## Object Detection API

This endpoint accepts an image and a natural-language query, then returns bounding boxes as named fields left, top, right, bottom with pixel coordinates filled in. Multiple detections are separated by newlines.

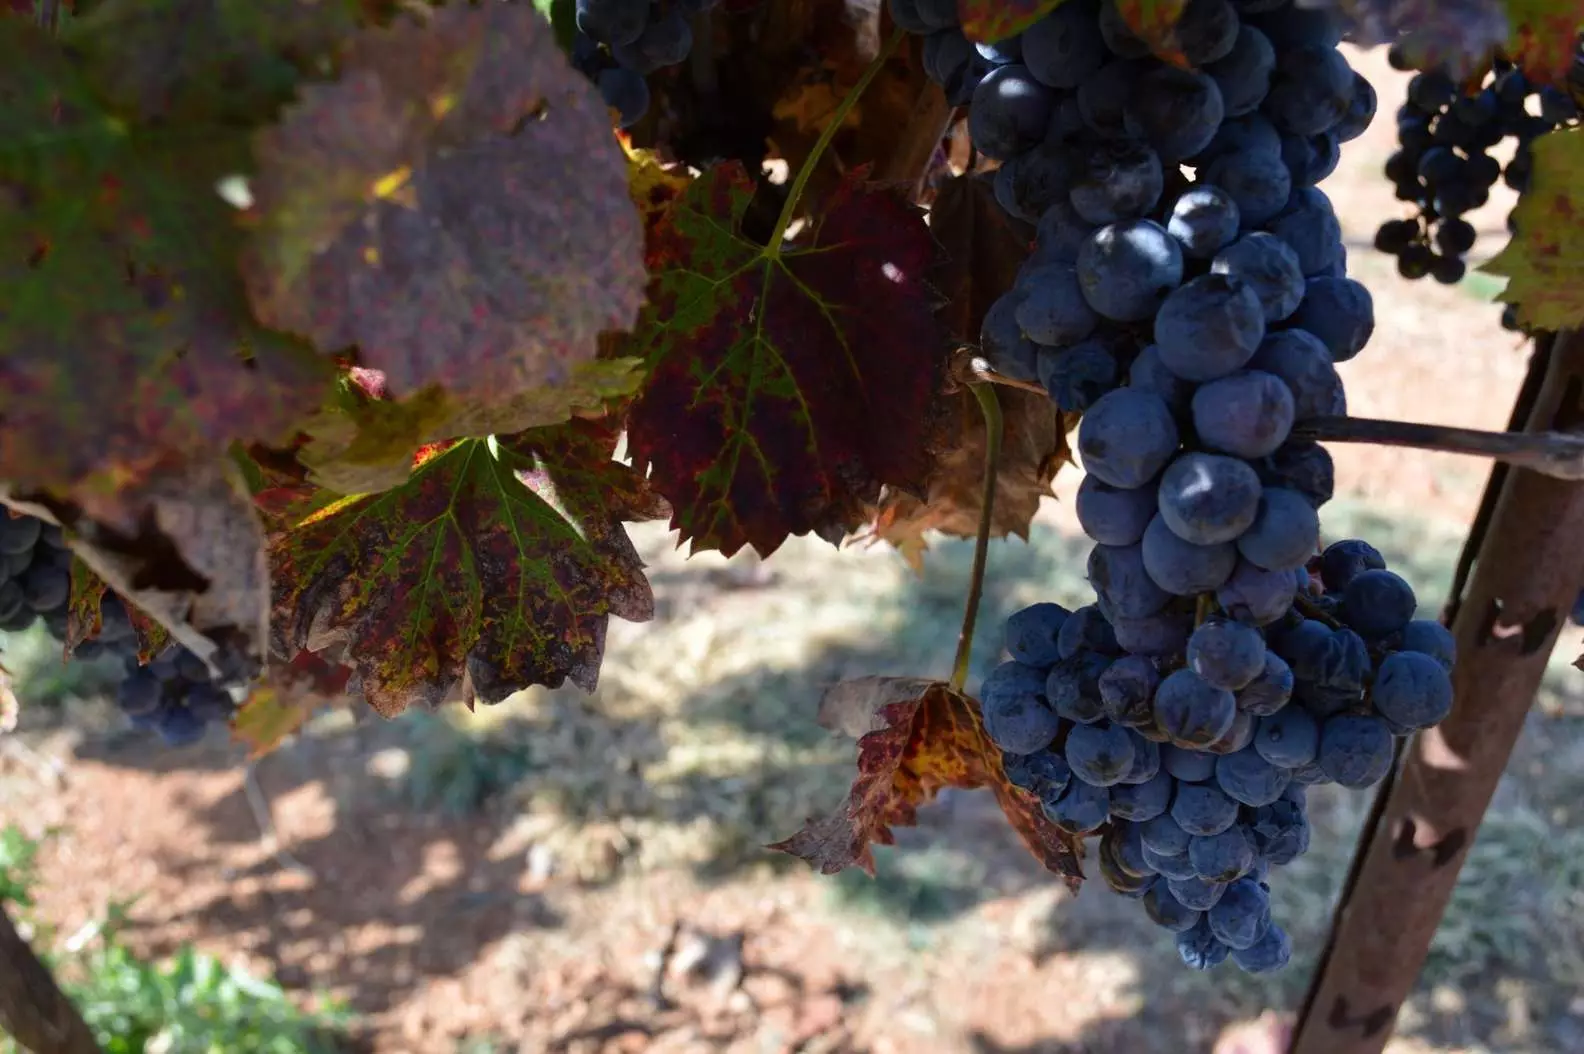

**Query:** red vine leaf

left=1117, top=0, right=1193, bottom=67
left=866, top=173, right=1066, bottom=567
left=958, top=0, right=1069, bottom=44
left=770, top=676, right=1084, bottom=884
left=62, top=0, right=359, bottom=123
left=240, top=3, right=645, bottom=408
left=1504, top=0, right=1584, bottom=85
left=0, top=21, right=333, bottom=502
left=65, top=561, right=169, bottom=661
left=1482, top=128, right=1584, bottom=331
left=270, top=419, right=670, bottom=717
left=233, top=651, right=353, bottom=758
left=625, top=163, right=948, bottom=557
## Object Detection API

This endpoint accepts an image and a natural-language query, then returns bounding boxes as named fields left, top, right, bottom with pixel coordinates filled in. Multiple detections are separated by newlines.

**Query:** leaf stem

left=952, top=381, right=1003, bottom=693
left=765, top=27, right=905, bottom=258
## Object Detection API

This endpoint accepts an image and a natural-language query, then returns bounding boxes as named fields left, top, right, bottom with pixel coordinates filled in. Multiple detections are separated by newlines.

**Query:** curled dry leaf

left=771, top=676, right=1084, bottom=885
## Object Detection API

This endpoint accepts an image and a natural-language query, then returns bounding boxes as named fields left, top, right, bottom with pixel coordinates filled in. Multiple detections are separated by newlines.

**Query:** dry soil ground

left=4, top=46, right=1584, bottom=1054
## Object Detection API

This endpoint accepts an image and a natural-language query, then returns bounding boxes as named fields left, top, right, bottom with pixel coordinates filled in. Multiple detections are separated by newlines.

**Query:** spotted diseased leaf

left=1504, top=0, right=1584, bottom=85
left=65, top=561, right=169, bottom=661
left=233, top=651, right=353, bottom=758
left=958, top=0, right=1069, bottom=44
left=271, top=419, right=669, bottom=717
left=770, top=677, right=1083, bottom=884
left=1117, top=0, right=1192, bottom=67
left=0, top=21, right=334, bottom=502
left=299, top=357, right=647, bottom=496
left=625, top=164, right=948, bottom=557
left=62, top=0, right=359, bottom=124
left=240, top=2, right=646, bottom=409
left=1379, top=0, right=1512, bottom=78
left=1483, top=128, right=1584, bottom=330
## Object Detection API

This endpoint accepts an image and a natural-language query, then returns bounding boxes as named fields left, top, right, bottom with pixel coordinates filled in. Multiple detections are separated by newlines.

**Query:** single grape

left=1103, top=820, right=1158, bottom=877
left=1247, top=329, right=1345, bottom=420
left=1047, top=652, right=1112, bottom=724
left=1015, top=263, right=1099, bottom=345
left=1260, top=440, right=1334, bottom=508
left=1078, top=474, right=1160, bottom=547
left=1237, top=488, right=1319, bottom=572
left=612, top=9, right=693, bottom=73
left=1162, top=742, right=1218, bottom=783
left=1217, top=561, right=1298, bottom=627
left=1032, top=199, right=1097, bottom=264
left=117, top=668, right=164, bottom=717
left=1153, top=274, right=1265, bottom=382
left=1121, top=731, right=1162, bottom=783
left=1077, top=58, right=1145, bottom=139
left=1157, top=453, right=1262, bottom=545
left=969, top=64, right=1057, bottom=160
left=1211, top=233, right=1305, bottom=322
left=1127, top=344, right=1194, bottom=416
left=1204, top=709, right=1256, bottom=755
left=1166, top=186, right=1241, bottom=260
left=1203, top=146, right=1292, bottom=226
left=1004, top=747, right=1073, bottom=802
left=1281, top=131, right=1340, bottom=186
left=576, top=0, right=648, bottom=47
left=1188, top=618, right=1268, bottom=691
left=1215, top=745, right=1291, bottom=806
left=0, top=515, right=40, bottom=556
left=1191, top=112, right=1281, bottom=167
left=1254, top=705, right=1318, bottom=767
left=1267, top=186, right=1343, bottom=276
left=1038, top=337, right=1121, bottom=412
left=1065, top=721, right=1137, bottom=787
left=1145, top=844, right=1199, bottom=880
left=1156, top=669, right=1238, bottom=751
left=1205, top=24, right=1275, bottom=117
left=1043, top=778, right=1111, bottom=833
left=1371, top=650, right=1454, bottom=730
left=1145, top=881, right=1205, bottom=932
left=1098, top=0, right=1151, bottom=58
left=1004, top=602, right=1072, bottom=667
left=1208, top=876, right=1272, bottom=950
left=1089, top=542, right=1171, bottom=620
left=1021, top=0, right=1107, bottom=90
left=156, top=705, right=208, bottom=747
left=980, top=661, right=1062, bottom=754
left=1167, top=874, right=1228, bottom=911
left=1341, top=569, right=1417, bottom=638
left=980, top=292, right=1040, bottom=382
left=1263, top=44, right=1352, bottom=136
left=1189, top=824, right=1255, bottom=883
left=1058, top=604, right=1121, bottom=658
left=1076, top=219, right=1182, bottom=321
left=1142, top=515, right=1238, bottom=596
left=1318, top=539, right=1385, bottom=593
left=1399, top=620, right=1456, bottom=672
left=1112, top=766, right=1175, bottom=821
left=1192, top=370, right=1296, bottom=459
left=597, top=67, right=651, bottom=128
left=1099, top=653, right=1162, bottom=726
left=1076, top=389, right=1181, bottom=489
left=1177, top=917, right=1232, bottom=969
left=1318, top=713, right=1395, bottom=788
left=1230, top=921, right=1292, bottom=973
left=999, top=142, right=1079, bottom=221
left=21, top=564, right=69, bottom=614
left=1123, top=66, right=1226, bottom=162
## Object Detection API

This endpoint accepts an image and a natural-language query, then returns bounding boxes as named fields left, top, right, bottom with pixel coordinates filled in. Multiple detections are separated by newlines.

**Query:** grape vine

left=1, top=0, right=1583, bottom=1021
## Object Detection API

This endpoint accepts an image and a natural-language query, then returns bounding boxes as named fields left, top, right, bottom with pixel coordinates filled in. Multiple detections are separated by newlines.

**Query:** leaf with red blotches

left=959, top=0, right=1068, bottom=44
left=270, top=419, right=669, bottom=717
left=65, top=562, right=169, bottom=662
left=864, top=174, right=1067, bottom=568
left=240, top=3, right=645, bottom=409
left=1483, top=128, right=1584, bottom=330
left=0, top=21, right=334, bottom=503
left=770, top=677, right=1084, bottom=884
left=624, top=164, right=949, bottom=557
left=1504, top=0, right=1584, bottom=85
left=233, top=651, right=354, bottom=757
left=1116, top=0, right=1192, bottom=67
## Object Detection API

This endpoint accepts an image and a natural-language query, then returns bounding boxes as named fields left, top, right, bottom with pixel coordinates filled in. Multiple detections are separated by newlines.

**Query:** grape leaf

left=864, top=174, right=1066, bottom=568
left=1482, top=128, right=1584, bottom=330
left=298, top=357, right=647, bottom=496
left=770, top=676, right=1084, bottom=884
left=232, top=651, right=354, bottom=758
left=1382, top=0, right=1513, bottom=78
left=1117, top=0, right=1192, bottom=67
left=61, top=0, right=359, bottom=124
left=1504, top=0, right=1584, bottom=85
left=65, top=560, right=169, bottom=662
left=270, top=419, right=669, bottom=717
left=624, top=164, right=948, bottom=557
left=958, top=0, right=1068, bottom=44
left=240, top=3, right=646, bottom=407
left=0, top=21, right=334, bottom=500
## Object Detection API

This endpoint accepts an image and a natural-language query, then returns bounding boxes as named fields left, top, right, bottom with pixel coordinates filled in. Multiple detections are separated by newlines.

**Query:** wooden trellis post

left=1290, top=328, right=1584, bottom=1053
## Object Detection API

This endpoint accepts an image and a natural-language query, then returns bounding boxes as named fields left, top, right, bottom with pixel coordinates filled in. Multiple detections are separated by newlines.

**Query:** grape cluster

left=571, top=0, right=714, bottom=128
left=944, top=0, right=1461, bottom=974
left=898, top=0, right=1376, bottom=412
left=0, top=512, right=71, bottom=640
left=106, top=631, right=245, bottom=748
left=1374, top=48, right=1579, bottom=304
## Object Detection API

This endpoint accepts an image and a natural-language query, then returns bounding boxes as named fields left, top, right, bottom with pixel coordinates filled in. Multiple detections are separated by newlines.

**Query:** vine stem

left=951, top=381, right=1003, bottom=693
left=1294, top=414, right=1584, bottom=480
left=765, top=27, right=905, bottom=257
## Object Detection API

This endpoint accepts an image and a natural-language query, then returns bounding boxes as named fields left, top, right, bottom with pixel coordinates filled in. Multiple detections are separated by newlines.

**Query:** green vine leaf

left=239, top=2, right=645, bottom=409
left=269, top=419, right=670, bottom=717
left=1503, top=0, right=1584, bottom=85
left=1482, top=128, right=1584, bottom=331
left=61, top=0, right=359, bottom=124
left=0, top=20, right=334, bottom=500
left=957, top=0, right=1069, bottom=44
left=624, top=163, right=949, bottom=558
